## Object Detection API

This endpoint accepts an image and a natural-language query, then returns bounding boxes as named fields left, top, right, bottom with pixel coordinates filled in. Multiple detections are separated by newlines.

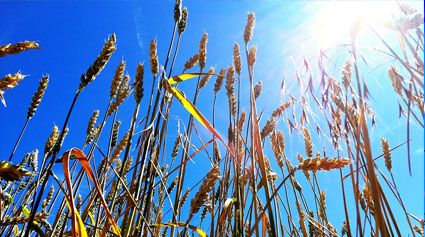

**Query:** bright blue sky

left=1, top=1, right=423, bottom=235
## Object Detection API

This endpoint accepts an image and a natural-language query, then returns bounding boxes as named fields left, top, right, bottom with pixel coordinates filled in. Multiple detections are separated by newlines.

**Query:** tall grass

left=0, top=1, right=423, bottom=236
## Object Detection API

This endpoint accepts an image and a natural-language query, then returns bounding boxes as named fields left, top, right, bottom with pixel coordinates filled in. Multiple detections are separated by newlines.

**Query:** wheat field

left=0, top=1, right=423, bottom=236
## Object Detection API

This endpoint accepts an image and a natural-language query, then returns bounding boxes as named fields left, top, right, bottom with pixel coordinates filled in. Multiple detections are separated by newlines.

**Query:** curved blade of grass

left=151, top=222, right=207, bottom=237
left=62, top=150, right=88, bottom=237
left=217, top=198, right=236, bottom=226
left=162, top=79, right=234, bottom=157
left=88, top=211, right=101, bottom=237
left=62, top=148, right=121, bottom=236
left=168, top=72, right=223, bottom=84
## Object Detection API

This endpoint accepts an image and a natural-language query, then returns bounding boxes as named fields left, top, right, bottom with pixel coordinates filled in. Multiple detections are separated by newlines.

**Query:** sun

left=312, top=1, right=397, bottom=49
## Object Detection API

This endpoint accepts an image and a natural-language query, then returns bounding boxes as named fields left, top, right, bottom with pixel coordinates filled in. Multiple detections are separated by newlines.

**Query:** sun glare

left=313, top=1, right=396, bottom=49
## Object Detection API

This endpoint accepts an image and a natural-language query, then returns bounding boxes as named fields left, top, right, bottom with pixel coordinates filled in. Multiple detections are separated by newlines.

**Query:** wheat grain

left=388, top=65, right=404, bottom=97
left=248, top=46, right=257, bottom=68
left=44, top=125, right=59, bottom=156
left=110, top=60, right=126, bottom=98
left=184, top=54, right=199, bottom=72
left=178, top=7, right=188, bottom=34
left=296, top=157, right=351, bottom=171
left=199, top=32, right=208, bottom=70
left=110, top=130, right=131, bottom=163
left=79, top=33, right=116, bottom=91
left=254, top=80, right=262, bottom=100
left=108, top=74, right=131, bottom=116
left=27, top=75, right=49, bottom=119
left=238, top=109, right=246, bottom=132
left=0, top=41, right=40, bottom=57
left=0, top=213, right=49, bottom=226
left=244, top=13, right=255, bottom=44
left=381, top=138, right=392, bottom=172
left=134, top=63, right=144, bottom=104
left=149, top=41, right=159, bottom=76
left=199, top=66, right=215, bottom=89
left=261, top=118, right=276, bottom=140
left=302, top=127, right=313, bottom=158
left=188, top=166, right=220, bottom=221
left=233, top=43, right=242, bottom=75
left=0, top=72, right=26, bottom=90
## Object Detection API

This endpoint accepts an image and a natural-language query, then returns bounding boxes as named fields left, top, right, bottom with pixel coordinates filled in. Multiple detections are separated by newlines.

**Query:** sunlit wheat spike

left=166, top=177, right=178, bottom=195
left=295, top=199, right=308, bottom=237
left=178, top=7, right=188, bottom=34
left=233, top=43, right=242, bottom=75
left=123, top=157, right=133, bottom=175
left=110, top=60, right=126, bottom=98
left=0, top=161, right=32, bottom=182
left=44, top=125, right=59, bottom=156
left=110, top=130, right=131, bottom=163
left=111, top=120, right=121, bottom=149
left=55, top=127, right=69, bottom=155
left=244, top=12, right=255, bottom=44
left=248, top=45, right=257, bottom=68
left=188, top=165, right=220, bottom=221
left=108, top=74, right=131, bottom=116
left=171, top=134, right=182, bottom=159
left=270, top=130, right=284, bottom=170
left=79, top=33, right=117, bottom=91
left=149, top=40, right=159, bottom=76
left=19, top=153, right=30, bottom=167
left=341, top=220, right=350, bottom=236
left=179, top=188, right=190, bottom=209
left=362, top=181, right=375, bottom=213
left=296, top=157, right=351, bottom=171
left=254, top=80, right=262, bottom=100
left=225, top=65, right=236, bottom=113
left=198, top=32, right=208, bottom=70
left=27, top=75, right=49, bottom=119
left=199, top=66, right=215, bottom=89
left=319, top=191, right=327, bottom=219
left=261, top=118, right=276, bottom=140
left=29, top=149, right=38, bottom=171
left=106, top=179, right=117, bottom=203
left=238, top=109, right=246, bottom=132
left=0, top=72, right=26, bottom=91
left=213, top=140, right=222, bottom=163
left=0, top=41, right=40, bottom=57
left=214, top=68, right=226, bottom=94
left=41, top=185, right=54, bottom=213
left=271, top=101, right=292, bottom=118
left=388, top=65, right=404, bottom=97
left=0, top=213, right=49, bottom=226
left=302, top=127, right=313, bottom=158
left=341, top=60, right=352, bottom=89
left=381, top=138, right=392, bottom=172
left=86, top=110, right=99, bottom=136
left=174, top=0, right=181, bottom=23
left=184, top=53, right=199, bottom=72
left=413, top=225, right=424, bottom=236
left=297, top=153, right=310, bottom=181
left=134, top=63, right=144, bottom=104
left=76, top=194, right=82, bottom=214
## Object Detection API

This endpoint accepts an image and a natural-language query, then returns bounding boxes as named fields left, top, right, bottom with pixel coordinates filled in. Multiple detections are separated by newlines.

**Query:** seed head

left=198, top=32, right=208, bottom=70
left=110, top=60, right=126, bottom=100
left=248, top=46, right=257, bottom=68
left=134, top=63, right=144, bottom=104
left=233, top=43, right=242, bottom=75
left=178, top=7, right=188, bottom=35
left=79, top=33, right=116, bottom=91
left=27, top=75, right=49, bottom=119
left=199, top=67, right=215, bottom=89
left=149, top=41, right=159, bottom=76
left=214, top=68, right=226, bottom=94
left=244, top=12, right=256, bottom=44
